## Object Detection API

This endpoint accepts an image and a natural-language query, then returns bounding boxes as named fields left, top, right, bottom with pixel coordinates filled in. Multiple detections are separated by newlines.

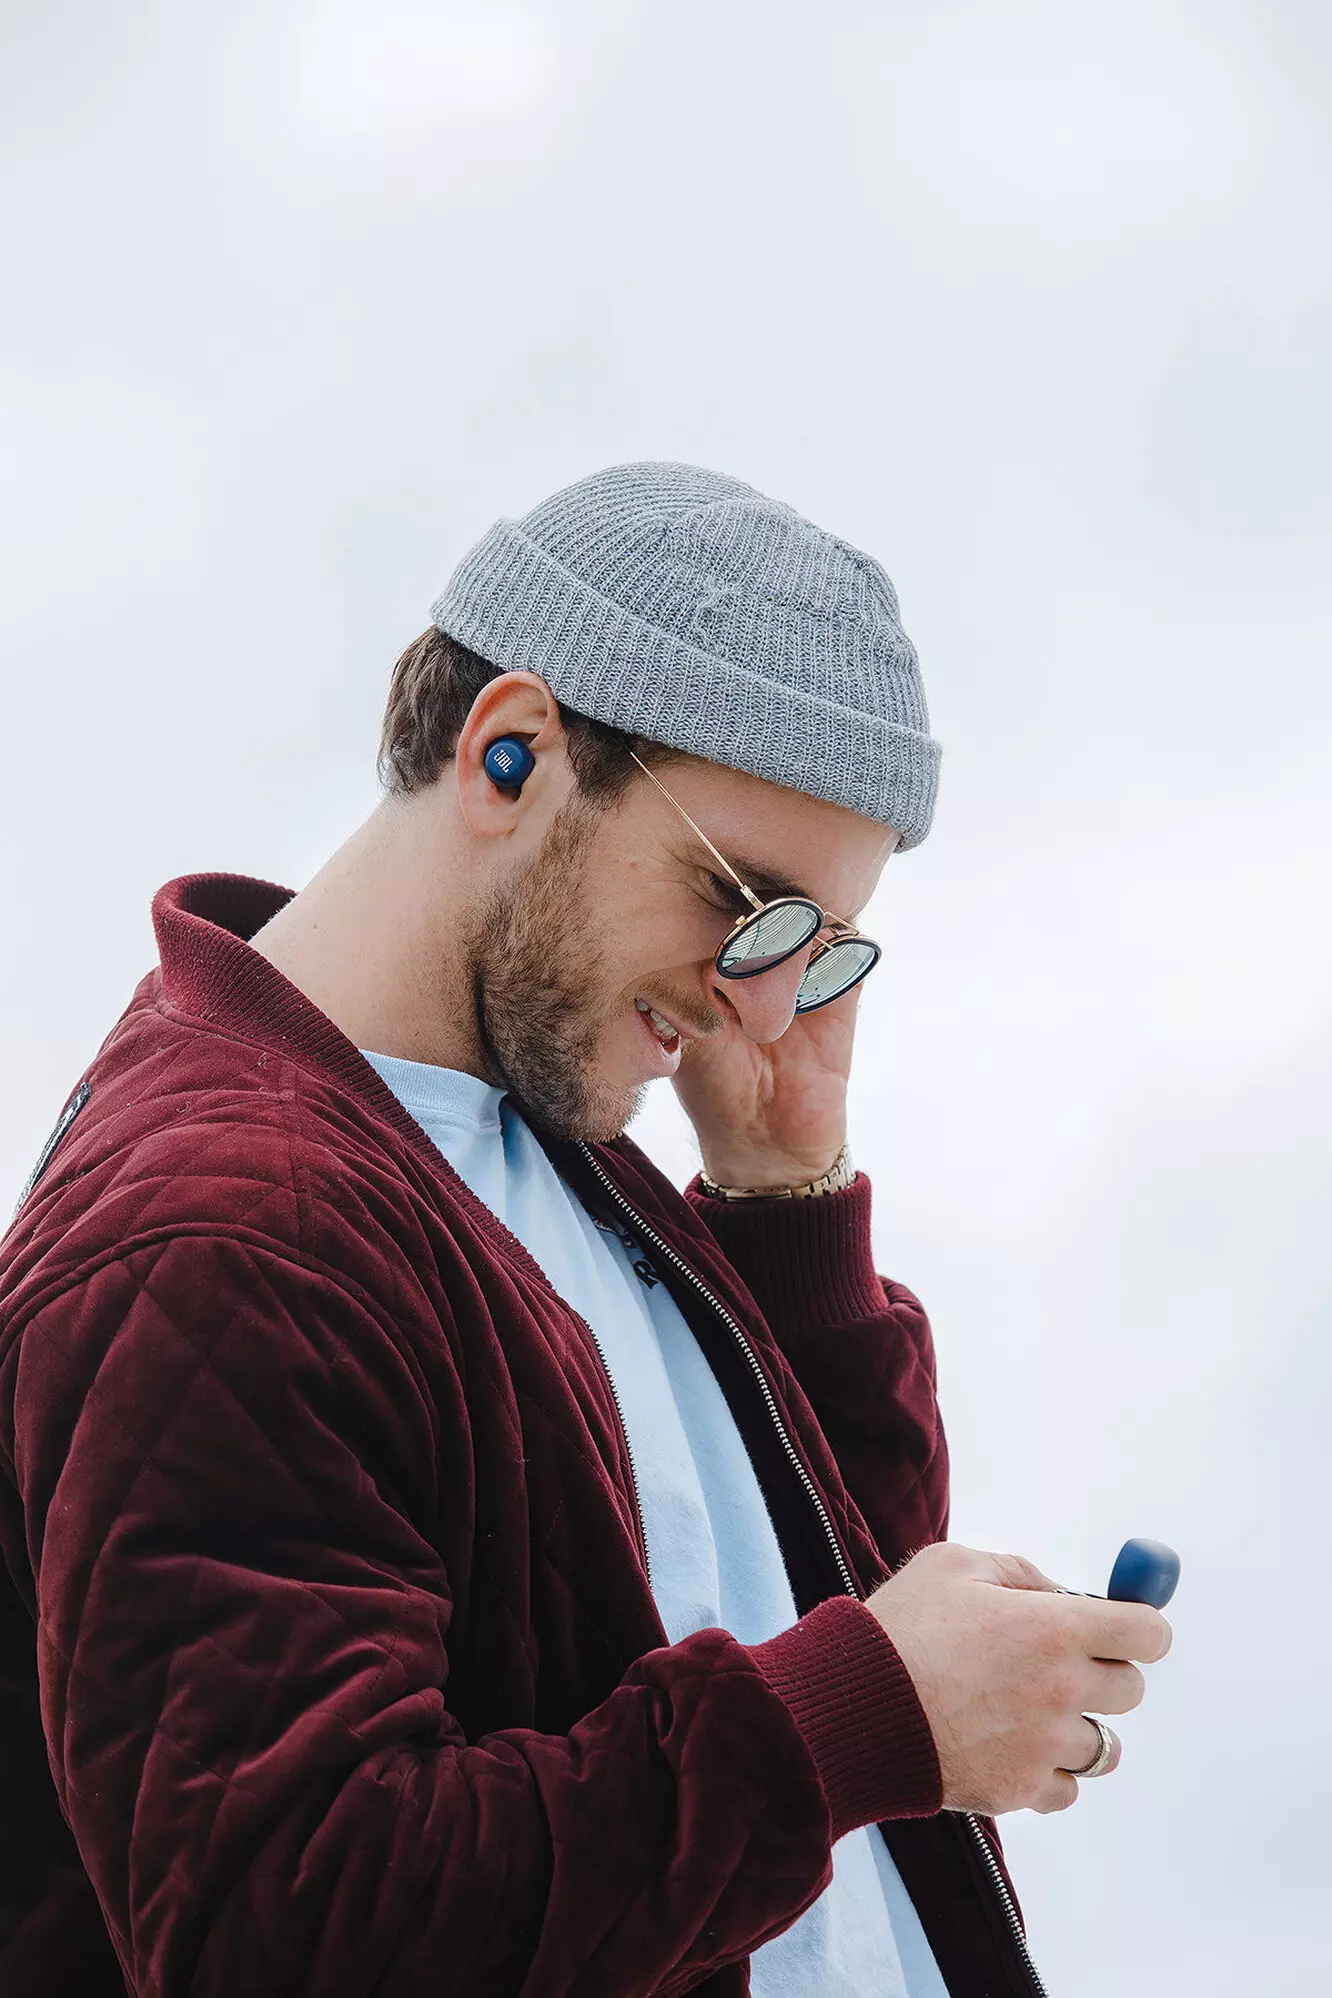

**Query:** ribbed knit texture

left=689, top=1172, right=888, bottom=1338
left=431, top=462, right=940, bottom=848
left=748, top=1596, right=942, bottom=1840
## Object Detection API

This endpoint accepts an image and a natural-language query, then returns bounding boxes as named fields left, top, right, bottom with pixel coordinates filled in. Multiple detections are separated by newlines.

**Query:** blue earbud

left=483, top=737, right=535, bottom=789
left=1107, top=1537, right=1180, bottom=1609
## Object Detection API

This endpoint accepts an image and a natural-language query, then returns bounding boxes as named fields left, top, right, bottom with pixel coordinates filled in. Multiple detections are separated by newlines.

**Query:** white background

left=3, top=3, right=1330, bottom=1990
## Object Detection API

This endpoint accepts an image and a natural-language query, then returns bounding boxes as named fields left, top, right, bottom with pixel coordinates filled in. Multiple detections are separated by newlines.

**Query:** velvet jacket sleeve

left=685, top=1172, right=949, bottom=1573
left=4, top=1226, right=939, bottom=1998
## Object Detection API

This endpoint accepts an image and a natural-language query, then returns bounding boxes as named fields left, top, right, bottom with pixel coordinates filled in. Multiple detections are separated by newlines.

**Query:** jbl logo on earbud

left=485, top=738, right=535, bottom=787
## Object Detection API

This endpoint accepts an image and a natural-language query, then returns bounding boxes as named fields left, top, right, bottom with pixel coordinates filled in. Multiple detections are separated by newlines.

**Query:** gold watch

left=698, top=1144, right=855, bottom=1201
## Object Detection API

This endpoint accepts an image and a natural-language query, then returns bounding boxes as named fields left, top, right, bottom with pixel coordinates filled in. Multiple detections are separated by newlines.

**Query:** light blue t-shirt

left=364, top=1051, right=947, bottom=1998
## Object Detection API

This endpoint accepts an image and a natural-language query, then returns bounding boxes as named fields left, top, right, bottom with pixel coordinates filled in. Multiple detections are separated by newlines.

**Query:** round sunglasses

left=628, top=753, right=882, bottom=1014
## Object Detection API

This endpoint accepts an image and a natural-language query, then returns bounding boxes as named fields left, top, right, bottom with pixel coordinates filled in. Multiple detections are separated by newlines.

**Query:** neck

left=249, top=793, right=494, bottom=1078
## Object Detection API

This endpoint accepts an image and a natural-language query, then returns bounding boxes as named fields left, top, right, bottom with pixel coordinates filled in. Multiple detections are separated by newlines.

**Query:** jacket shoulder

left=1, top=989, right=442, bottom=1324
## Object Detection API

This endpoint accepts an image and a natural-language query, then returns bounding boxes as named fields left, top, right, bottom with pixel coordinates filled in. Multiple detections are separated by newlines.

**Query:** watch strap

left=697, top=1143, right=854, bottom=1201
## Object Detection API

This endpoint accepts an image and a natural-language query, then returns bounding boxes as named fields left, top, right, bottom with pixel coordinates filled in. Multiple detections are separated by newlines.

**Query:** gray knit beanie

left=431, top=461, right=940, bottom=849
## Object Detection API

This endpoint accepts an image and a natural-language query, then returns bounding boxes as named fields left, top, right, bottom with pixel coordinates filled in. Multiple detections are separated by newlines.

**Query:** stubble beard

left=464, top=800, right=647, bottom=1144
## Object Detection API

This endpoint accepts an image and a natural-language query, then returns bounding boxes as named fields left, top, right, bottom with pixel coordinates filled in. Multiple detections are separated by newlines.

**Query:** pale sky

left=3, top=3, right=1330, bottom=1989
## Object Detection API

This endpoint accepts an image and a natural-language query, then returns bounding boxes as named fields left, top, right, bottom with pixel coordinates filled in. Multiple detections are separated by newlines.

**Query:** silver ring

left=1063, top=1715, right=1116, bottom=1779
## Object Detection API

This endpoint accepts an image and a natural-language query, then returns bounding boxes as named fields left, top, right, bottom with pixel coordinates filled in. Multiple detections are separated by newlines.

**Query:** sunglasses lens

left=716, top=900, right=822, bottom=978
left=795, top=938, right=880, bottom=1012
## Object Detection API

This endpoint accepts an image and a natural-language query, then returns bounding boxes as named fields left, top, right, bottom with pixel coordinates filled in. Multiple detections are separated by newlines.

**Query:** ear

left=453, top=671, right=574, bottom=838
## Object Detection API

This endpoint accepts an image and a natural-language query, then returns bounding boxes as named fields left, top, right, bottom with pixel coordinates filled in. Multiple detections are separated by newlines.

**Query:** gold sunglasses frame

left=627, top=751, right=881, bottom=1013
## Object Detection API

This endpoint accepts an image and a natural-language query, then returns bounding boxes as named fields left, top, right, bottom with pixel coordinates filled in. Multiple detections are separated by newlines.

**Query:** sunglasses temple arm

left=627, top=752, right=766, bottom=913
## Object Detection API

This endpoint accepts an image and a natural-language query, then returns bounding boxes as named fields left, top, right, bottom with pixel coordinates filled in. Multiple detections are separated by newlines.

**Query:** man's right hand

left=865, top=1542, right=1173, bottom=1816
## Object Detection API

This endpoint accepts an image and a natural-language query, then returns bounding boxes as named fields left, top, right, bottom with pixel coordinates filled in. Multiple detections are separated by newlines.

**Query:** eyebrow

left=724, top=857, right=813, bottom=903
left=687, top=846, right=819, bottom=906
left=725, top=856, right=876, bottom=926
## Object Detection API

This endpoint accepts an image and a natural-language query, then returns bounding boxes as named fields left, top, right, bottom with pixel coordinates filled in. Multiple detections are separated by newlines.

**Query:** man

left=0, top=462, right=1169, bottom=1997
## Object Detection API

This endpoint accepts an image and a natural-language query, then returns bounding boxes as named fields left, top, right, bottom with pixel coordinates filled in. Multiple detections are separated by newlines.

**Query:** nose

left=707, top=948, right=811, bottom=1043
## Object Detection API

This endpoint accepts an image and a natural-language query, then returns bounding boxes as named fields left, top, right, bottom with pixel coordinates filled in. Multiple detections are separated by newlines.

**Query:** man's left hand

left=671, top=985, right=859, bottom=1190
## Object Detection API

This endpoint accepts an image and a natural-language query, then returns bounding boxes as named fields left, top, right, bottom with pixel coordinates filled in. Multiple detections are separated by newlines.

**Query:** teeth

left=635, top=998, right=679, bottom=1045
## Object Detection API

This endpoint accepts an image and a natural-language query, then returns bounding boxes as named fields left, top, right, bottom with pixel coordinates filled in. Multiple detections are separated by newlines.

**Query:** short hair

left=378, top=627, right=676, bottom=806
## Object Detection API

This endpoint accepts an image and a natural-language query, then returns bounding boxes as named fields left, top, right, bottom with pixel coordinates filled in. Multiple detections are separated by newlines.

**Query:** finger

left=1056, top=1717, right=1122, bottom=1779
left=1033, top=1770, right=1080, bottom=1815
left=1079, top=1658, right=1146, bottom=1717
left=1068, top=1598, right=1174, bottom=1664
left=979, top=1551, right=1064, bottom=1593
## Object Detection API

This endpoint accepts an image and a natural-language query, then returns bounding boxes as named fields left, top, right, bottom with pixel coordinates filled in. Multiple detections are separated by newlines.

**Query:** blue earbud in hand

left=1107, top=1537, right=1180, bottom=1609
left=484, top=737, right=535, bottom=789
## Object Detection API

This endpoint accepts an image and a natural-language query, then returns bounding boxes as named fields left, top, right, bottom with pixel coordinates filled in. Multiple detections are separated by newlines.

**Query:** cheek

left=569, top=828, right=733, bottom=979
left=616, top=897, right=725, bottom=975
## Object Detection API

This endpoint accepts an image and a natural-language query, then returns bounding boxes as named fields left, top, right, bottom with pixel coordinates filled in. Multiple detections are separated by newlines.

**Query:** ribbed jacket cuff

left=747, top=1595, right=941, bottom=1839
left=687, top=1172, right=886, bottom=1341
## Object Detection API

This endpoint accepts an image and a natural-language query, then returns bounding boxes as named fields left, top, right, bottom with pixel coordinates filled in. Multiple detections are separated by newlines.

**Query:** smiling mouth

left=634, top=997, right=682, bottom=1053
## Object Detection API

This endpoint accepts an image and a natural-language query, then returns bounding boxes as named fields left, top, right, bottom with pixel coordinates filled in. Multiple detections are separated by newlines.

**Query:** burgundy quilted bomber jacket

left=0, top=876, right=1042, bottom=1998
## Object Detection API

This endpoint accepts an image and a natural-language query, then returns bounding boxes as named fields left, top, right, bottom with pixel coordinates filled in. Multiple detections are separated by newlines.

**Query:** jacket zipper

left=576, top=1143, right=1049, bottom=1998
left=965, top=1815, right=1049, bottom=1997
left=577, top=1146, right=860, bottom=1595
left=11, top=1080, right=91, bottom=1222
left=575, top=1304, right=652, bottom=1589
